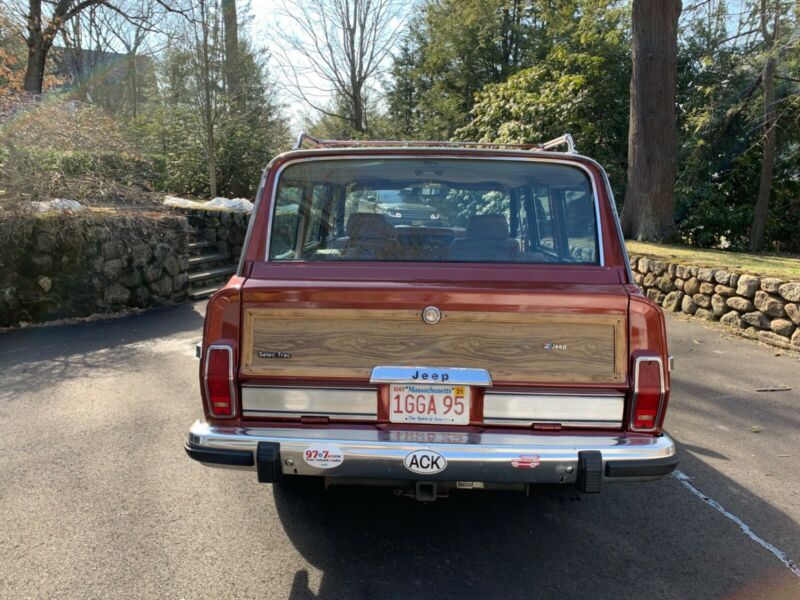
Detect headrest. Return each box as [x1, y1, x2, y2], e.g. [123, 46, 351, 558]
[346, 213, 395, 239]
[466, 214, 510, 240]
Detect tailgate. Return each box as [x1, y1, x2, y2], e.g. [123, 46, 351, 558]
[239, 281, 628, 386]
[241, 306, 626, 385]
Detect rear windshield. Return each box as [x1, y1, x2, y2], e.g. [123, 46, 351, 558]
[268, 158, 599, 264]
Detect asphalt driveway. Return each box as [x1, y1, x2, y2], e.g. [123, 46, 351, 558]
[1, 304, 799, 599]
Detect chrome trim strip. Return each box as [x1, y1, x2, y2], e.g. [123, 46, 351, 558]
[483, 419, 621, 428]
[370, 366, 492, 386]
[596, 162, 632, 283]
[483, 393, 624, 428]
[237, 165, 269, 277]
[204, 344, 237, 419]
[629, 356, 666, 433]
[263, 154, 605, 267]
[242, 386, 377, 419]
[187, 420, 677, 482]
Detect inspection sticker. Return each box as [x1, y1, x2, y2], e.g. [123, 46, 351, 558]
[303, 444, 344, 469]
[511, 455, 541, 469]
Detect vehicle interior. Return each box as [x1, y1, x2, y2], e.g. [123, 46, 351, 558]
[269, 158, 599, 264]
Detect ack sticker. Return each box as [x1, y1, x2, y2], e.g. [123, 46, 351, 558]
[303, 444, 344, 469]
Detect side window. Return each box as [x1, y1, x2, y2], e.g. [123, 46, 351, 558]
[532, 189, 556, 252]
[270, 185, 303, 259]
[305, 184, 329, 246]
[563, 189, 597, 262]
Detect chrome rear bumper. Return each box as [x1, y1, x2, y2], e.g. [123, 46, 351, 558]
[185, 421, 677, 490]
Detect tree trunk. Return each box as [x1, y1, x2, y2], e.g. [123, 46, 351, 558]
[199, 0, 218, 198]
[207, 123, 217, 198]
[748, 0, 779, 252]
[23, 34, 48, 94]
[748, 58, 776, 251]
[621, 0, 682, 242]
[351, 88, 365, 133]
[221, 0, 242, 110]
[129, 53, 139, 119]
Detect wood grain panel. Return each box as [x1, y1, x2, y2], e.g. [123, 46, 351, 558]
[242, 308, 626, 383]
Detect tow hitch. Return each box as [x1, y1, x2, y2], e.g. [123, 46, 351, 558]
[393, 482, 450, 502]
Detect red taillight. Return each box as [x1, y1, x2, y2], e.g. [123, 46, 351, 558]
[631, 357, 664, 431]
[205, 345, 235, 418]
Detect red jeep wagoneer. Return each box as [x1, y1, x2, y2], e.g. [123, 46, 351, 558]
[185, 133, 677, 500]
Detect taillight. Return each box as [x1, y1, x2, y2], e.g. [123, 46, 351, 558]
[630, 357, 664, 432]
[205, 345, 236, 418]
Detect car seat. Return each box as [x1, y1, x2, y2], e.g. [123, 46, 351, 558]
[342, 213, 401, 260]
[448, 214, 519, 261]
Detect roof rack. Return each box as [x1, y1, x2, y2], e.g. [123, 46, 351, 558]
[292, 132, 577, 154]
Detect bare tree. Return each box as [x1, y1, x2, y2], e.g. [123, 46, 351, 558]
[180, 0, 223, 197]
[621, 0, 682, 242]
[95, 0, 172, 117]
[274, 0, 404, 133]
[58, 5, 103, 101]
[748, 0, 782, 252]
[10, 0, 185, 94]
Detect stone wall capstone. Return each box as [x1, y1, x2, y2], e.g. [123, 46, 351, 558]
[630, 255, 800, 350]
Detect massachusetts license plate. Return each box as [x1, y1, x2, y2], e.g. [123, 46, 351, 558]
[389, 384, 471, 425]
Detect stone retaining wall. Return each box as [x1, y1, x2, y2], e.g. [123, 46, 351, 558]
[168, 207, 250, 262]
[630, 255, 800, 350]
[0, 206, 254, 327]
[4, 213, 799, 346]
[0, 212, 191, 326]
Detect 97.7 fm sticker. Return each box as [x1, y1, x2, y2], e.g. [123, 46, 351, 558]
[303, 444, 344, 469]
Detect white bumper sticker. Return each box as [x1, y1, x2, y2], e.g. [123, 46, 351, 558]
[303, 444, 344, 469]
[404, 449, 447, 475]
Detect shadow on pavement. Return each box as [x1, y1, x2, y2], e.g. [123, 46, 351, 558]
[273, 448, 800, 600]
[0, 302, 205, 396]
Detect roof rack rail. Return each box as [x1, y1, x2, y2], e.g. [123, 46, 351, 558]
[292, 131, 577, 154]
[541, 133, 576, 153]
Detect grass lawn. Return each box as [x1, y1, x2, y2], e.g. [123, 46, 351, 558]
[625, 240, 800, 280]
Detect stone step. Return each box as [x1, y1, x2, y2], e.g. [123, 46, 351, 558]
[188, 285, 222, 300]
[187, 264, 236, 283]
[188, 252, 229, 267]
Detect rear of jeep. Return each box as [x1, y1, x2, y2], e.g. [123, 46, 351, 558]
[185, 134, 677, 499]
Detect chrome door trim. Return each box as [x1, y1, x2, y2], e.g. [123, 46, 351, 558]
[236, 165, 269, 277]
[370, 366, 492, 386]
[595, 162, 633, 283]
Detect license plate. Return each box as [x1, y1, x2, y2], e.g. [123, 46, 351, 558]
[389, 384, 471, 425]
[389, 430, 470, 444]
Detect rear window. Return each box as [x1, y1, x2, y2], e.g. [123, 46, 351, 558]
[268, 158, 599, 264]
